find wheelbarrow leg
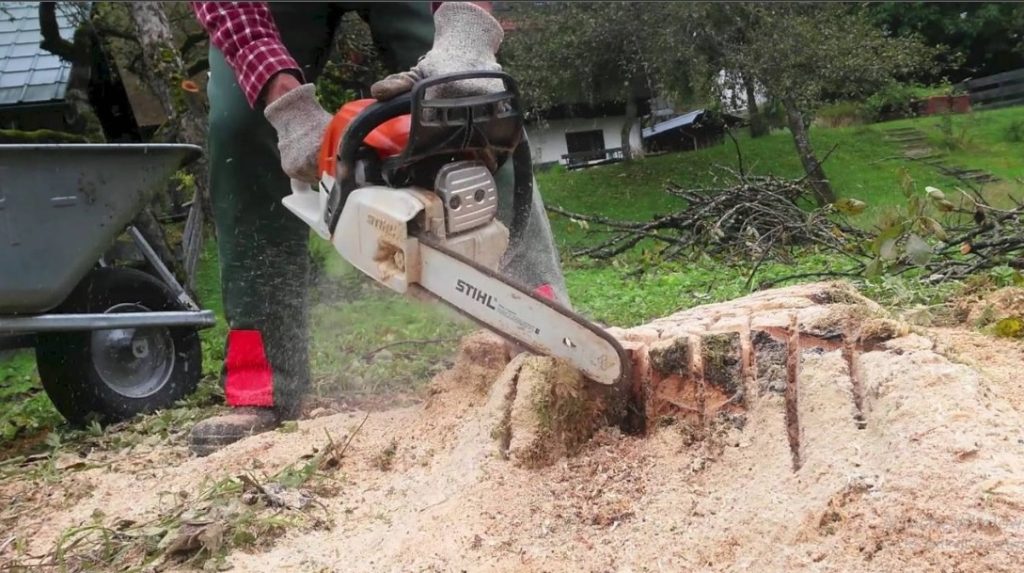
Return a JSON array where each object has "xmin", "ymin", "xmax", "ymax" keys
[{"xmin": 127, "ymin": 225, "xmax": 200, "ymax": 311}]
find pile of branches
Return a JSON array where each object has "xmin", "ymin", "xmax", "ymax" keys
[
  {"xmin": 914, "ymin": 187, "xmax": 1024, "ymax": 283},
  {"xmin": 548, "ymin": 161, "xmax": 1024, "ymax": 289},
  {"xmin": 547, "ymin": 166, "xmax": 865, "ymax": 263}
]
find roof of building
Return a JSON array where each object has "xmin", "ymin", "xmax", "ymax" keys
[
  {"xmin": 641, "ymin": 109, "xmax": 705, "ymax": 139},
  {"xmin": 0, "ymin": 2, "xmax": 79, "ymax": 107}
]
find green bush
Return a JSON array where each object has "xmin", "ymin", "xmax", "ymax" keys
[
  {"xmin": 864, "ymin": 83, "xmax": 922, "ymax": 122},
  {"xmin": 815, "ymin": 101, "xmax": 867, "ymax": 127},
  {"xmin": 1005, "ymin": 119, "xmax": 1024, "ymax": 143},
  {"xmin": 936, "ymin": 110, "xmax": 973, "ymax": 151}
]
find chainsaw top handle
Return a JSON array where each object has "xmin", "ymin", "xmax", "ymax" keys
[{"xmin": 324, "ymin": 71, "xmax": 534, "ymax": 243}]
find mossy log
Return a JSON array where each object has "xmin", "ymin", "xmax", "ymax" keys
[{"xmin": 0, "ymin": 129, "xmax": 90, "ymax": 144}]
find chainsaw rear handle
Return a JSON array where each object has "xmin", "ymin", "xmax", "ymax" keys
[{"xmin": 324, "ymin": 71, "xmax": 534, "ymax": 244}]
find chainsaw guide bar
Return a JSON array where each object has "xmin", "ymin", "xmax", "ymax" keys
[{"xmin": 417, "ymin": 236, "xmax": 630, "ymax": 388}]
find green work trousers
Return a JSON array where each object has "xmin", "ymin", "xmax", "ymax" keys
[{"xmin": 206, "ymin": 2, "xmax": 567, "ymax": 415}]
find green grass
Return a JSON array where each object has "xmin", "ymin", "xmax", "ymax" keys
[
  {"xmin": 306, "ymin": 240, "xmax": 470, "ymax": 401},
  {"xmin": 544, "ymin": 106, "xmax": 1024, "ymax": 325},
  {"xmin": 885, "ymin": 107, "xmax": 1024, "ymax": 186},
  {"xmin": 540, "ymin": 106, "xmax": 1024, "ymax": 244},
  {"xmin": 0, "ymin": 351, "xmax": 60, "ymax": 446},
  {"xmin": 566, "ymin": 252, "xmax": 848, "ymax": 327},
  {"xmin": 172, "ymin": 237, "xmax": 472, "ymax": 404}
]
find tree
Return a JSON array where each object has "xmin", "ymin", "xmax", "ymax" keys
[
  {"xmin": 126, "ymin": 2, "xmax": 212, "ymax": 288},
  {"xmin": 28, "ymin": 2, "xmax": 213, "ymax": 286},
  {"xmin": 719, "ymin": 4, "xmax": 937, "ymax": 206},
  {"xmin": 677, "ymin": 3, "xmax": 770, "ymax": 138},
  {"xmin": 867, "ymin": 2, "xmax": 1024, "ymax": 83},
  {"xmin": 502, "ymin": 3, "xmax": 694, "ymax": 162},
  {"xmin": 33, "ymin": 2, "xmax": 186, "ymax": 275},
  {"xmin": 35, "ymin": 2, "xmax": 116, "ymax": 141}
]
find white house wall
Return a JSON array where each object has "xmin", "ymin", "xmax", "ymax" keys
[
  {"xmin": 716, "ymin": 70, "xmax": 768, "ymax": 117},
  {"xmin": 525, "ymin": 116, "xmax": 642, "ymax": 166}
]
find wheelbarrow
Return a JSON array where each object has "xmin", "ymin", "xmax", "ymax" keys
[{"xmin": 0, "ymin": 144, "xmax": 216, "ymax": 425}]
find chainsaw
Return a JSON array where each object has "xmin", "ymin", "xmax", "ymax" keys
[{"xmin": 282, "ymin": 72, "xmax": 628, "ymax": 387}]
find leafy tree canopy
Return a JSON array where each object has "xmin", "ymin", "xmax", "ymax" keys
[
  {"xmin": 725, "ymin": 3, "xmax": 939, "ymax": 113},
  {"xmin": 866, "ymin": 2, "xmax": 1024, "ymax": 82}
]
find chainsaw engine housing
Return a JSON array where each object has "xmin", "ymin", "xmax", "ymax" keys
[
  {"xmin": 329, "ymin": 177, "xmax": 508, "ymax": 295},
  {"xmin": 434, "ymin": 160, "xmax": 499, "ymax": 235}
]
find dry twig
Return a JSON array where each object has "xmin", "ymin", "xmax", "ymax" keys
[{"xmin": 548, "ymin": 166, "xmax": 864, "ymax": 264}]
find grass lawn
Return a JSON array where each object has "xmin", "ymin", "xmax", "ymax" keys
[
  {"xmin": 305, "ymin": 240, "xmax": 471, "ymax": 402},
  {"xmin": 883, "ymin": 106, "xmax": 1024, "ymax": 184},
  {"xmin": 1, "ymin": 105, "xmax": 1020, "ymax": 450},
  {"xmin": 540, "ymin": 106, "xmax": 1024, "ymax": 246},
  {"xmin": 192, "ymin": 238, "xmax": 473, "ymax": 403},
  {"xmin": 542, "ymin": 106, "xmax": 1024, "ymax": 326}
]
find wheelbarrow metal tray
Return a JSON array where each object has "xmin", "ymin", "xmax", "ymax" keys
[{"xmin": 0, "ymin": 144, "xmax": 201, "ymax": 314}]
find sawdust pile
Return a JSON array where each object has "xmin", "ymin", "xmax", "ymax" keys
[{"xmin": 4, "ymin": 282, "xmax": 1024, "ymax": 572}]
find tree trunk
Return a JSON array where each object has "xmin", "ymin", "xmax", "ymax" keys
[
  {"xmin": 621, "ymin": 96, "xmax": 641, "ymax": 162},
  {"xmin": 744, "ymin": 76, "xmax": 767, "ymax": 138},
  {"xmin": 783, "ymin": 100, "xmax": 834, "ymax": 207},
  {"xmin": 38, "ymin": 3, "xmax": 103, "ymax": 141},
  {"xmin": 133, "ymin": 209, "xmax": 185, "ymax": 281},
  {"xmin": 128, "ymin": 2, "xmax": 211, "ymax": 288},
  {"xmin": 38, "ymin": 2, "xmax": 182, "ymax": 277}
]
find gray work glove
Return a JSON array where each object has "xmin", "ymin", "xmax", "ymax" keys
[
  {"xmin": 371, "ymin": 2, "xmax": 504, "ymax": 101},
  {"xmin": 264, "ymin": 84, "xmax": 332, "ymax": 184}
]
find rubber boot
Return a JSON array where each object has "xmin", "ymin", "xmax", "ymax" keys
[{"xmin": 188, "ymin": 407, "xmax": 281, "ymax": 457}]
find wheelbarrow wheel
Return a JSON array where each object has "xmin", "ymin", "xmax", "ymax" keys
[{"xmin": 35, "ymin": 267, "xmax": 202, "ymax": 425}]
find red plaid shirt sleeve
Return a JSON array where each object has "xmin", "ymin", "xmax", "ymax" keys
[{"xmin": 191, "ymin": 2, "xmax": 301, "ymax": 108}]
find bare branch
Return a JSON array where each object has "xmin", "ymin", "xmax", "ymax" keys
[
  {"xmin": 725, "ymin": 126, "xmax": 745, "ymax": 176},
  {"xmin": 38, "ymin": 2, "xmax": 78, "ymax": 62},
  {"xmin": 547, "ymin": 166, "xmax": 866, "ymax": 265},
  {"xmin": 180, "ymin": 31, "xmax": 208, "ymax": 56},
  {"xmin": 186, "ymin": 57, "xmax": 210, "ymax": 78}
]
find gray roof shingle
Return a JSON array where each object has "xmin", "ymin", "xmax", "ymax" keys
[{"xmin": 0, "ymin": 2, "xmax": 80, "ymax": 106}]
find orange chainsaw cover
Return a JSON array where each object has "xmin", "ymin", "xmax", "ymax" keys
[{"xmin": 317, "ymin": 99, "xmax": 411, "ymax": 179}]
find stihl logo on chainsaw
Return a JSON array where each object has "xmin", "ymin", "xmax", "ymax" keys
[
  {"xmin": 456, "ymin": 279, "xmax": 497, "ymax": 310},
  {"xmin": 366, "ymin": 213, "xmax": 401, "ymax": 241}
]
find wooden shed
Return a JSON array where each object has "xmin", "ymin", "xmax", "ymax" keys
[{"xmin": 642, "ymin": 109, "xmax": 742, "ymax": 154}]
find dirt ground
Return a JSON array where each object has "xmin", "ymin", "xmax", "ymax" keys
[{"xmin": 4, "ymin": 284, "xmax": 1024, "ymax": 572}]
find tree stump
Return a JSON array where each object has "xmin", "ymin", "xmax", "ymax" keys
[{"xmin": 438, "ymin": 281, "xmax": 911, "ymax": 469}]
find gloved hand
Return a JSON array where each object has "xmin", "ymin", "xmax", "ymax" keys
[
  {"xmin": 371, "ymin": 2, "xmax": 505, "ymax": 101},
  {"xmin": 263, "ymin": 83, "xmax": 332, "ymax": 184}
]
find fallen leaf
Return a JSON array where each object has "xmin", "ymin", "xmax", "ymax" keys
[
  {"xmin": 880, "ymin": 238, "xmax": 898, "ymax": 261},
  {"xmin": 906, "ymin": 234, "xmax": 933, "ymax": 266},
  {"xmin": 54, "ymin": 452, "xmax": 92, "ymax": 471},
  {"xmin": 925, "ymin": 186, "xmax": 945, "ymax": 200},
  {"xmin": 262, "ymin": 483, "xmax": 312, "ymax": 510},
  {"xmin": 835, "ymin": 197, "xmax": 867, "ymax": 215},
  {"xmin": 162, "ymin": 523, "xmax": 206, "ymax": 556}
]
